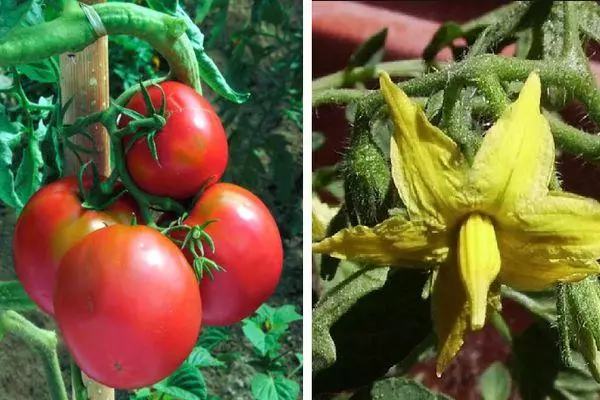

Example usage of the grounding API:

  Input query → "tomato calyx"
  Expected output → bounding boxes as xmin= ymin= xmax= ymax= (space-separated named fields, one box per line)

xmin=160 ymin=215 xmax=225 ymax=281
xmin=76 ymin=162 xmax=129 ymax=213
xmin=117 ymin=81 xmax=168 ymax=163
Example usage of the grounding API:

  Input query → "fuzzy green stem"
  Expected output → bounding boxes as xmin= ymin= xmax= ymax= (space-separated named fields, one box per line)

xmin=0 ymin=3 xmax=200 ymax=92
xmin=312 ymin=60 xmax=435 ymax=91
xmin=0 ymin=311 xmax=68 ymax=400
xmin=466 ymin=1 xmax=531 ymax=57
xmin=313 ymin=88 xmax=365 ymax=107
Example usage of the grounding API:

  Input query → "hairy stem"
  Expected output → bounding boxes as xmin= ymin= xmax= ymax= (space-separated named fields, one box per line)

xmin=0 ymin=3 xmax=200 ymax=91
xmin=0 ymin=311 xmax=68 ymax=400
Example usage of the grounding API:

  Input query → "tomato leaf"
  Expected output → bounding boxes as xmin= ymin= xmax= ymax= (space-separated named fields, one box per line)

xmin=153 ymin=362 xmax=207 ymax=400
xmin=16 ymin=58 xmax=58 ymax=83
xmin=251 ymin=373 xmax=299 ymax=400
xmin=346 ymin=28 xmax=387 ymax=71
xmin=0 ymin=0 xmax=43 ymax=40
xmin=187 ymin=346 xmax=226 ymax=369
xmin=145 ymin=0 xmax=178 ymax=14
xmin=352 ymin=377 xmax=452 ymax=399
xmin=479 ymin=362 xmax=511 ymax=400
xmin=0 ymin=111 xmax=24 ymax=209
xmin=242 ymin=319 xmax=268 ymax=356
xmin=148 ymin=2 xmax=250 ymax=103
xmin=14 ymin=120 xmax=44 ymax=209
xmin=0 ymin=281 xmax=37 ymax=311
xmin=197 ymin=326 xmax=231 ymax=350
xmin=195 ymin=0 xmax=214 ymax=24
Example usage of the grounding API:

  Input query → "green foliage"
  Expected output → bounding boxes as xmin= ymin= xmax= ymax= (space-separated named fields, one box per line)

xmin=0 ymin=67 xmax=63 ymax=211
xmin=242 ymin=304 xmax=302 ymax=400
xmin=0 ymin=0 xmax=43 ymax=40
xmin=130 ymin=304 xmax=302 ymax=400
xmin=351 ymin=378 xmax=452 ymax=400
xmin=204 ymin=0 xmax=303 ymax=240
xmin=479 ymin=362 xmax=511 ymax=400
xmin=0 ymin=280 xmax=36 ymax=311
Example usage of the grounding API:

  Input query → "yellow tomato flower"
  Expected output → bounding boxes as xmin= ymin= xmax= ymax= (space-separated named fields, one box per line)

xmin=313 ymin=71 xmax=600 ymax=375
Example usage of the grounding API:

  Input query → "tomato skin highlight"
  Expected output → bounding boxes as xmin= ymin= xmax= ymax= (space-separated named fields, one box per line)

xmin=12 ymin=177 xmax=138 ymax=315
xmin=182 ymin=183 xmax=283 ymax=326
xmin=54 ymin=225 xmax=201 ymax=390
xmin=121 ymin=81 xmax=228 ymax=199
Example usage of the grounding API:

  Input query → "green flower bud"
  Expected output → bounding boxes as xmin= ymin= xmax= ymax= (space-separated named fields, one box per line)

xmin=558 ymin=277 xmax=600 ymax=382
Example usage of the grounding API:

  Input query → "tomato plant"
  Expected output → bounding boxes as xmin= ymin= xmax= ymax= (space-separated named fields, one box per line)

xmin=12 ymin=176 xmax=139 ymax=315
xmin=54 ymin=225 xmax=201 ymax=390
xmin=179 ymin=183 xmax=283 ymax=326
xmin=0 ymin=0 xmax=298 ymax=398
xmin=121 ymin=81 xmax=228 ymax=200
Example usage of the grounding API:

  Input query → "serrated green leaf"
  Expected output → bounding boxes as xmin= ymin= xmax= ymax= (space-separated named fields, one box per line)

xmin=195 ymin=0 xmax=214 ymax=24
xmin=242 ymin=319 xmax=267 ymax=355
xmin=197 ymin=326 xmax=231 ymax=350
xmin=197 ymin=50 xmax=250 ymax=103
xmin=0 ymin=112 xmax=23 ymax=209
xmin=351 ymin=378 xmax=452 ymax=400
xmin=17 ymin=59 xmax=58 ymax=83
xmin=0 ymin=0 xmax=36 ymax=40
xmin=0 ymin=281 xmax=37 ymax=311
xmin=271 ymin=305 xmax=301 ymax=333
xmin=187 ymin=346 xmax=226 ymax=369
xmin=422 ymin=22 xmax=464 ymax=62
xmin=251 ymin=373 xmax=299 ymax=400
xmin=346 ymin=28 xmax=387 ymax=70
xmin=510 ymin=319 xmax=600 ymax=400
xmin=479 ymin=362 xmax=511 ymax=400
xmin=145 ymin=0 xmax=178 ymax=13
xmin=14 ymin=120 xmax=44 ymax=206
xmin=154 ymin=363 xmax=207 ymax=400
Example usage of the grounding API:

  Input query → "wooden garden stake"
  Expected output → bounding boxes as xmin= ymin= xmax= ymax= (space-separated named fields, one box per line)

xmin=59 ymin=0 xmax=114 ymax=399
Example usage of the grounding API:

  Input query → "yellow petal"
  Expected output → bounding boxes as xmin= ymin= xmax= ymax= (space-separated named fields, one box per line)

xmin=312 ymin=216 xmax=448 ymax=266
xmin=498 ymin=233 xmax=600 ymax=291
xmin=458 ymin=214 xmax=501 ymax=330
xmin=379 ymin=72 xmax=467 ymax=223
xmin=312 ymin=196 xmax=340 ymax=240
xmin=432 ymin=258 xmax=469 ymax=376
xmin=469 ymin=72 xmax=554 ymax=213
xmin=502 ymin=191 xmax=600 ymax=263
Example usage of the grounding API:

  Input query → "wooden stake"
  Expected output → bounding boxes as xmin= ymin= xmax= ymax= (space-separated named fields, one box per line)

xmin=59 ymin=1 xmax=114 ymax=399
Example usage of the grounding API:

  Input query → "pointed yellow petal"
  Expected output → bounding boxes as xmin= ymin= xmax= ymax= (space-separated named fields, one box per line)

xmin=469 ymin=72 xmax=554 ymax=213
xmin=379 ymin=72 xmax=467 ymax=223
xmin=432 ymin=258 xmax=469 ymax=376
xmin=312 ymin=216 xmax=448 ymax=266
xmin=501 ymin=191 xmax=600 ymax=262
xmin=457 ymin=214 xmax=501 ymax=330
xmin=498 ymin=253 xmax=598 ymax=291
xmin=498 ymin=224 xmax=600 ymax=291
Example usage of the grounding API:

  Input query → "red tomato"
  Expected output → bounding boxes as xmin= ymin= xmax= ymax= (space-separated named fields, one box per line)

xmin=12 ymin=177 xmax=138 ymax=315
xmin=179 ymin=183 xmax=283 ymax=326
xmin=120 ymin=81 xmax=228 ymax=199
xmin=54 ymin=225 xmax=201 ymax=390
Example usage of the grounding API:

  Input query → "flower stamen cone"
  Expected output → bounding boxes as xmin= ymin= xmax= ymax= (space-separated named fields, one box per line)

xmin=458 ymin=214 xmax=501 ymax=330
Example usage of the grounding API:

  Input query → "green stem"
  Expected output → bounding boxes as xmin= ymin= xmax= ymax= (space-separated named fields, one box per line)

xmin=490 ymin=310 xmax=513 ymax=344
xmin=0 ymin=311 xmax=68 ymax=400
xmin=466 ymin=1 xmax=532 ymax=57
xmin=0 ymin=3 xmax=201 ymax=92
xmin=70 ymin=359 xmax=88 ymax=400
xmin=312 ymin=88 xmax=365 ymax=107
xmin=312 ymin=60 xmax=435 ymax=91
xmin=384 ymin=334 xmax=436 ymax=378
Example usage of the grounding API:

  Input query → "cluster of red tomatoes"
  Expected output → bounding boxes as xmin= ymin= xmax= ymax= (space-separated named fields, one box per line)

xmin=12 ymin=82 xmax=283 ymax=389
